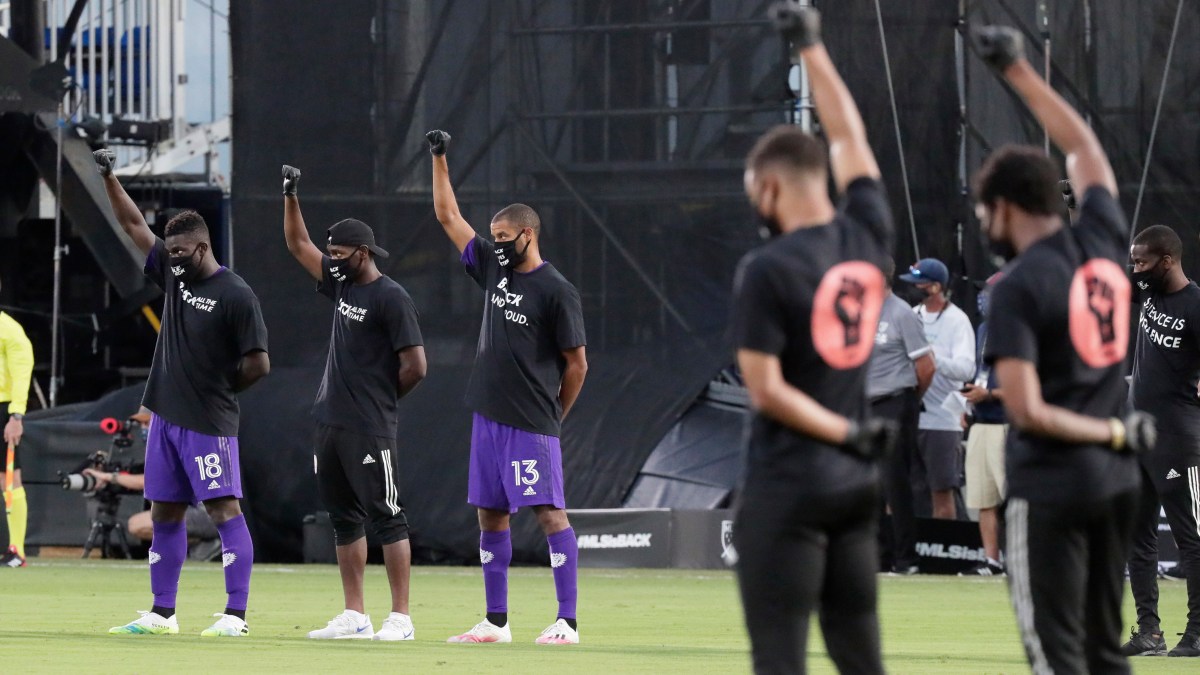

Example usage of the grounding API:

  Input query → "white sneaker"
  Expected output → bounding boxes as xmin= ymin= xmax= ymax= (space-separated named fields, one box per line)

xmin=535 ymin=618 xmax=579 ymax=645
xmin=373 ymin=612 xmax=415 ymax=641
xmin=201 ymin=613 xmax=249 ymax=637
xmin=446 ymin=618 xmax=512 ymax=643
xmin=108 ymin=610 xmax=179 ymax=635
xmin=308 ymin=610 xmax=374 ymax=639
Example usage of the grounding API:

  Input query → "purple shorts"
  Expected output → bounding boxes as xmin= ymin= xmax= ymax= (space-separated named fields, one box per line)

xmin=143 ymin=413 xmax=242 ymax=504
xmin=468 ymin=413 xmax=565 ymax=514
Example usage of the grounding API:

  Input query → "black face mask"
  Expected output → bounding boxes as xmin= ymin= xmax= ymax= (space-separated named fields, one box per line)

xmin=987 ymin=238 xmax=1017 ymax=268
xmin=169 ymin=244 xmax=206 ymax=283
xmin=495 ymin=231 xmax=531 ymax=268
xmin=331 ymin=249 xmax=364 ymax=282
xmin=1131 ymin=260 xmax=1168 ymax=294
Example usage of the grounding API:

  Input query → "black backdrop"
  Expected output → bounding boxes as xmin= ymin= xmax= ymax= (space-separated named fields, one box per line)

xmin=216 ymin=1 xmax=1199 ymax=562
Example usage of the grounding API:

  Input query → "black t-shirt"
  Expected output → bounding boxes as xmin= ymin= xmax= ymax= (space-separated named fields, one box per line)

xmin=730 ymin=177 xmax=893 ymax=493
xmin=1130 ymin=281 xmax=1200 ymax=438
xmin=984 ymin=187 xmax=1138 ymax=503
xmin=312 ymin=256 xmax=424 ymax=439
xmin=141 ymin=238 xmax=269 ymax=437
xmin=462 ymin=236 xmax=586 ymax=437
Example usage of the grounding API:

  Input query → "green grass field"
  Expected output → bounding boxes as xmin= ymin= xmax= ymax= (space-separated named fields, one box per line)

xmin=2 ymin=560 xmax=1190 ymax=673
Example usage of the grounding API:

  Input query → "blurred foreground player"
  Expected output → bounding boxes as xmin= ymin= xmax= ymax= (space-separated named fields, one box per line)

xmin=1124 ymin=224 xmax=1200 ymax=657
xmin=95 ymin=150 xmax=270 ymax=637
xmin=973 ymin=27 xmax=1155 ymax=673
xmin=428 ymin=130 xmax=588 ymax=644
xmin=281 ymin=166 xmax=427 ymax=641
xmin=732 ymin=5 xmax=897 ymax=673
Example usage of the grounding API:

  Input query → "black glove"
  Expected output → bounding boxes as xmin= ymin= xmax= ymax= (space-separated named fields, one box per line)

xmin=769 ymin=2 xmax=821 ymax=52
xmin=93 ymin=149 xmax=116 ymax=177
xmin=842 ymin=418 xmax=898 ymax=460
xmin=1059 ymin=179 xmax=1077 ymax=210
xmin=1120 ymin=411 xmax=1157 ymax=454
xmin=973 ymin=26 xmax=1024 ymax=72
xmin=426 ymin=129 xmax=451 ymax=156
xmin=282 ymin=165 xmax=301 ymax=196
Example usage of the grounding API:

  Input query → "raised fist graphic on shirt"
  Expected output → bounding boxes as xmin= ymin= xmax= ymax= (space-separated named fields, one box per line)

xmin=1085 ymin=276 xmax=1117 ymax=344
xmin=834 ymin=276 xmax=866 ymax=347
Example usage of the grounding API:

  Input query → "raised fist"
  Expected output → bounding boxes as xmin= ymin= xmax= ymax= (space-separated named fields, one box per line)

xmin=93 ymin=149 xmax=116 ymax=177
xmin=769 ymin=2 xmax=821 ymax=51
xmin=282 ymin=165 xmax=301 ymax=196
xmin=973 ymin=26 xmax=1024 ymax=72
xmin=426 ymin=129 xmax=451 ymax=156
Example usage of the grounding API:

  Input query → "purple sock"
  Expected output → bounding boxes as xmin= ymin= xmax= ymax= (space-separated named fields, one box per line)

xmin=547 ymin=527 xmax=578 ymax=620
xmin=216 ymin=514 xmax=254 ymax=612
xmin=480 ymin=529 xmax=512 ymax=614
xmin=149 ymin=520 xmax=187 ymax=609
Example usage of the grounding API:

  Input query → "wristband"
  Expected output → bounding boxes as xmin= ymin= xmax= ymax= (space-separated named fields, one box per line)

xmin=1108 ymin=417 xmax=1126 ymax=451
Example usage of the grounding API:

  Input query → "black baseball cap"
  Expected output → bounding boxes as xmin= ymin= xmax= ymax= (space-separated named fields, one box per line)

xmin=327 ymin=218 xmax=389 ymax=258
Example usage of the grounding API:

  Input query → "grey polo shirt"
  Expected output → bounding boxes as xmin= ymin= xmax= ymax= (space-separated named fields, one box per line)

xmin=867 ymin=292 xmax=933 ymax=399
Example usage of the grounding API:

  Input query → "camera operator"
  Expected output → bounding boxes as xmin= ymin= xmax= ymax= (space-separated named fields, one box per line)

xmin=80 ymin=468 xmax=220 ymax=561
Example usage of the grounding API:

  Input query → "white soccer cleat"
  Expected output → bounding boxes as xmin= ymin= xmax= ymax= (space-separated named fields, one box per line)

xmin=535 ymin=618 xmax=579 ymax=645
xmin=308 ymin=610 xmax=374 ymax=639
xmin=201 ymin=613 xmax=249 ymax=637
xmin=373 ymin=612 xmax=415 ymax=641
xmin=108 ymin=610 xmax=179 ymax=635
xmin=446 ymin=618 xmax=512 ymax=643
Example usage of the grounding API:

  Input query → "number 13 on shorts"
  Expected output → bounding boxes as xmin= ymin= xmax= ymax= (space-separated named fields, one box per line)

xmin=511 ymin=459 xmax=539 ymax=486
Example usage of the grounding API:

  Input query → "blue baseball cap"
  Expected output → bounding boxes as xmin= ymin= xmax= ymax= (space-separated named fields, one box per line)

xmin=899 ymin=258 xmax=949 ymax=286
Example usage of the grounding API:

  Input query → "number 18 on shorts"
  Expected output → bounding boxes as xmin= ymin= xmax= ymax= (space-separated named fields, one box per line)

xmin=143 ymin=413 xmax=243 ymax=503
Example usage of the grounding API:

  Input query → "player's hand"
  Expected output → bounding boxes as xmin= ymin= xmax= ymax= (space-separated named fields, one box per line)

xmin=3 ymin=415 xmax=22 ymax=446
xmin=1118 ymin=411 xmax=1156 ymax=454
xmin=93 ymin=149 xmax=116 ymax=177
xmin=842 ymin=418 xmax=898 ymax=460
xmin=426 ymin=129 xmax=451 ymax=156
xmin=961 ymin=383 xmax=990 ymax=405
xmin=82 ymin=467 xmax=111 ymax=488
xmin=973 ymin=26 xmax=1024 ymax=72
xmin=282 ymin=165 xmax=301 ymax=196
xmin=770 ymin=2 xmax=821 ymax=51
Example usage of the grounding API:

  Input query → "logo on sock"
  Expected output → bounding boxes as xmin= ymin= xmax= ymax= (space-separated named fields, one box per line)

xmin=148 ymin=551 xmax=162 ymax=565
xmin=523 ymin=486 xmax=536 ymax=496
xmin=479 ymin=548 xmax=494 ymax=565
xmin=222 ymin=552 xmax=237 ymax=568
xmin=1168 ymin=468 xmax=1182 ymax=479
xmin=550 ymin=552 xmax=567 ymax=568
xmin=362 ymin=454 xmax=376 ymax=465
xmin=208 ymin=479 xmax=220 ymax=490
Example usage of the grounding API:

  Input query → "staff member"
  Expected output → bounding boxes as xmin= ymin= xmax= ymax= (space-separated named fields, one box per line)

xmin=868 ymin=258 xmax=935 ymax=574
xmin=974 ymin=26 xmax=1154 ymax=673
xmin=1 ymin=299 xmax=34 ymax=569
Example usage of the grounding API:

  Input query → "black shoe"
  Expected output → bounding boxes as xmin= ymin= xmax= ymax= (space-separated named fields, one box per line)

xmin=1120 ymin=626 xmax=1166 ymax=656
xmin=1169 ymin=632 xmax=1200 ymax=657
xmin=0 ymin=545 xmax=25 ymax=568
xmin=890 ymin=564 xmax=919 ymax=575
xmin=958 ymin=560 xmax=1005 ymax=577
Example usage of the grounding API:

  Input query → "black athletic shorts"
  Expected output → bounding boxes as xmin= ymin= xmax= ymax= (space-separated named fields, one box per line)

xmin=314 ymin=422 xmax=407 ymax=535
xmin=1 ymin=402 xmax=20 ymax=471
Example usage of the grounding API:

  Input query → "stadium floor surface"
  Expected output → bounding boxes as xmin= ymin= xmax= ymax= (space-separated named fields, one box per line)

xmin=2 ymin=561 xmax=1189 ymax=673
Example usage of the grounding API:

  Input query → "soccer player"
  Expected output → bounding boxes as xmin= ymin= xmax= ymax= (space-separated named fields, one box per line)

xmin=732 ymin=6 xmax=897 ymax=673
xmin=959 ymin=276 xmax=1008 ymax=577
xmin=899 ymin=257 xmax=975 ymax=520
xmin=1123 ymin=224 xmax=1200 ymax=658
xmin=427 ymin=129 xmax=588 ymax=645
xmin=93 ymin=149 xmax=270 ymax=637
xmin=867 ymin=257 xmax=935 ymax=574
xmin=280 ymin=165 xmax=428 ymax=641
xmin=973 ymin=27 xmax=1156 ymax=673
xmin=1 ymin=292 xmax=34 ymax=568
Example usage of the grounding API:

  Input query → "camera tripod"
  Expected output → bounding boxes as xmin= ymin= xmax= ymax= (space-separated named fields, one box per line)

xmin=81 ymin=492 xmax=132 ymax=559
